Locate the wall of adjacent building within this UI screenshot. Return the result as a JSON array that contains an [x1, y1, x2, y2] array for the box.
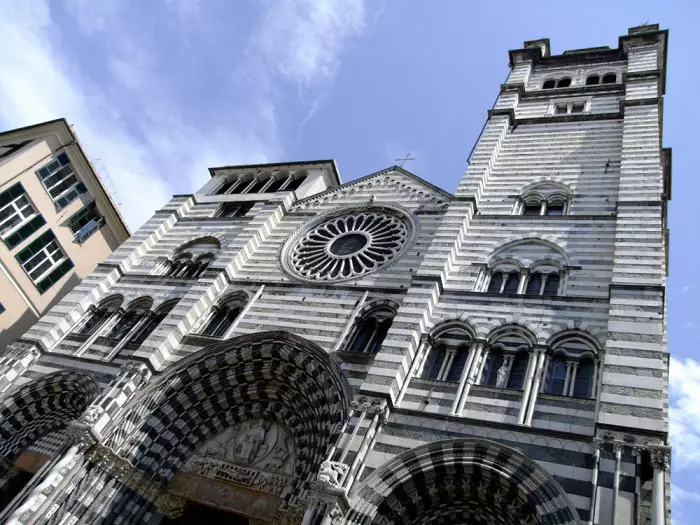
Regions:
[[0, 126, 127, 352]]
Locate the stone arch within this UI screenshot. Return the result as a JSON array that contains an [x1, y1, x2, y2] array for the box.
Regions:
[[487, 237, 569, 267], [172, 235, 223, 256], [428, 319, 478, 341], [357, 299, 400, 318], [124, 296, 154, 312], [347, 438, 579, 525], [486, 322, 538, 348], [521, 179, 573, 198], [104, 332, 351, 505], [547, 329, 602, 363], [0, 370, 98, 461]]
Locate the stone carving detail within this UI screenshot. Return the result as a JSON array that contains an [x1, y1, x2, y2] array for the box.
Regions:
[[80, 406, 104, 425], [283, 209, 411, 282], [291, 174, 447, 211], [649, 447, 671, 471], [317, 461, 348, 488], [496, 362, 509, 388], [184, 418, 295, 496]]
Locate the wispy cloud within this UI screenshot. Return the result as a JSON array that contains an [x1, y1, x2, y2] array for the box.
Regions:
[[0, 0, 373, 229], [670, 357, 700, 468]]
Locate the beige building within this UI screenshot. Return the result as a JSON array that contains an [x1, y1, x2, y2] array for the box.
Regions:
[[0, 119, 129, 353]]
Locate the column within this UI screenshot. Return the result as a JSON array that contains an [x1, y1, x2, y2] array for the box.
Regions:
[[516, 270, 529, 294], [436, 349, 455, 381], [562, 361, 573, 396], [587, 438, 602, 525], [539, 354, 551, 393], [6, 361, 153, 524], [650, 447, 669, 525], [343, 404, 387, 490], [590, 360, 600, 398], [568, 361, 579, 396], [76, 308, 124, 357], [474, 346, 490, 385], [453, 341, 486, 416], [524, 348, 546, 426], [396, 337, 431, 406], [611, 441, 623, 524], [105, 313, 152, 361], [517, 349, 538, 424]]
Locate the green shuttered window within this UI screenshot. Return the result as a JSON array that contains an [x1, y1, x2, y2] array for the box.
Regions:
[[0, 183, 46, 249], [15, 230, 74, 293]]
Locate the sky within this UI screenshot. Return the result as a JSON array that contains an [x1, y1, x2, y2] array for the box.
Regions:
[[1, 0, 698, 521]]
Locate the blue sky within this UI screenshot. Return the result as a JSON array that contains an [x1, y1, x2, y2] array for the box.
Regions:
[[1, 0, 698, 522]]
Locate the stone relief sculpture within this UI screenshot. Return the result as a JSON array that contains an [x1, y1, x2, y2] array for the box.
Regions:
[[185, 417, 296, 496], [317, 461, 349, 488]]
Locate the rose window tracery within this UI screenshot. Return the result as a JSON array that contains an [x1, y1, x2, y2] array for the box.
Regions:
[[282, 208, 412, 282]]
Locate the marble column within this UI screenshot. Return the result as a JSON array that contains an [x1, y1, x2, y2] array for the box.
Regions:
[[650, 447, 670, 525]]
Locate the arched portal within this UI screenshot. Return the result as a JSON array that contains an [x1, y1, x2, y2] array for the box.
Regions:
[[348, 439, 579, 525], [0, 370, 98, 510], [89, 331, 352, 523]]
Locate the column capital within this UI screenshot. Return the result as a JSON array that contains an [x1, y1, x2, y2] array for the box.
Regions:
[[119, 360, 152, 388], [649, 446, 671, 471], [85, 442, 187, 518]]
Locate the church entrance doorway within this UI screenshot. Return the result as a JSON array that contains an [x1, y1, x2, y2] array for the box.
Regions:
[[162, 500, 250, 525]]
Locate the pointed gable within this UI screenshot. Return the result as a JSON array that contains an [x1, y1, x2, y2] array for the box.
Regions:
[[291, 165, 452, 211]]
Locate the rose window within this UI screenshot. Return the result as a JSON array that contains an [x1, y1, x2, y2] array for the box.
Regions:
[[283, 209, 412, 282]]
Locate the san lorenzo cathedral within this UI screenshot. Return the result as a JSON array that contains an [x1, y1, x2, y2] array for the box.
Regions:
[[0, 24, 672, 525]]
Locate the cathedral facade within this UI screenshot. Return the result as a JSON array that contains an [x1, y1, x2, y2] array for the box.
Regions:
[[0, 24, 671, 525]]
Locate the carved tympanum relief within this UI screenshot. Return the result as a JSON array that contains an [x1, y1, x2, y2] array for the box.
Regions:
[[184, 418, 295, 496]]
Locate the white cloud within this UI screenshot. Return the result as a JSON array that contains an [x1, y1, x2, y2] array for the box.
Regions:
[[669, 357, 700, 469], [244, 0, 368, 89], [0, 0, 372, 230], [0, 2, 172, 229]]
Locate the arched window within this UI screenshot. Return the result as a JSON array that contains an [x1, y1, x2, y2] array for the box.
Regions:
[[76, 296, 123, 336], [545, 201, 565, 216], [525, 273, 543, 295], [164, 238, 220, 278], [602, 73, 617, 84], [487, 272, 504, 293], [107, 298, 152, 341], [547, 357, 567, 395], [542, 79, 556, 89], [573, 358, 595, 397], [346, 307, 395, 354], [422, 343, 470, 382], [482, 349, 504, 387], [586, 74, 600, 85], [128, 300, 178, 347], [201, 297, 245, 338], [523, 202, 541, 215], [445, 346, 470, 382], [542, 274, 560, 296], [503, 272, 519, 294], [556, 77, 571, 88], [423, 344, 447, 380], [487, 271, 520, 294], [506, 352, 529, 389]]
